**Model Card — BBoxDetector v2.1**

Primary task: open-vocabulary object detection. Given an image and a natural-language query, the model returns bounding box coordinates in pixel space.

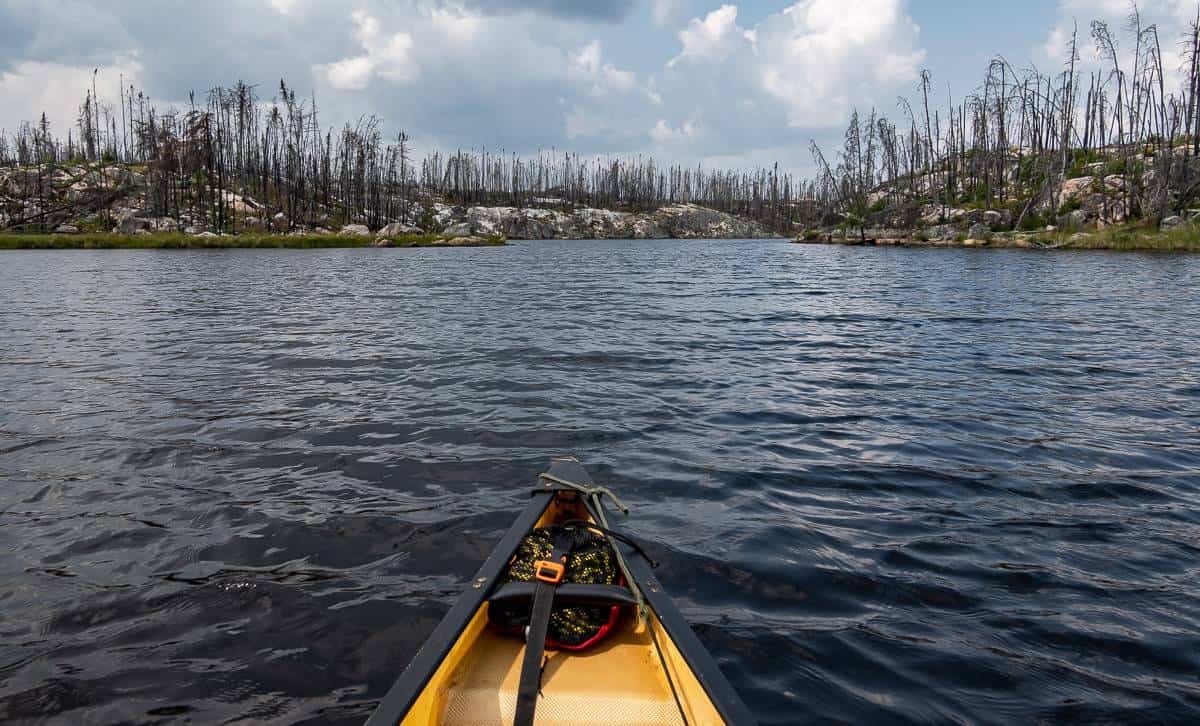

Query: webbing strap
[513,533,571,726]
[533,467,686,725]
[514,581,555,726]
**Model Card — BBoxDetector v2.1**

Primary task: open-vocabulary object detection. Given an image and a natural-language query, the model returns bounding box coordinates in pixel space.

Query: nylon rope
[647,610,691,726]
[537,472,641,614]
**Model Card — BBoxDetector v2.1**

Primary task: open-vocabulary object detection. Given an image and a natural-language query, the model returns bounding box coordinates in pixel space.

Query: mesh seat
[443,687,684,725]
[438,622,686,726]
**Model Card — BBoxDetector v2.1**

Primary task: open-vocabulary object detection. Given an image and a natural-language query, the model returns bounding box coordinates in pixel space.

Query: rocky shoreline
[428,202,777,240]
[0,163,778,242]
[793,235,1071,250]
[0,231,507,250]
[791,224,1199,252]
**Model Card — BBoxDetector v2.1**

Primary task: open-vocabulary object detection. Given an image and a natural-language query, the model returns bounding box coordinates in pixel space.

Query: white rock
[149,217,179,233]
[1058,177,1093,207]
[1066,209,1090,229]
[443,221,472,237]
[378,222,423,237]
[117,216,150,235]
[221,191,261,215]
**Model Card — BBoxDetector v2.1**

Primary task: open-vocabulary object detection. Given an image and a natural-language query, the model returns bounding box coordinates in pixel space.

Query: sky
[0,0,1195,175]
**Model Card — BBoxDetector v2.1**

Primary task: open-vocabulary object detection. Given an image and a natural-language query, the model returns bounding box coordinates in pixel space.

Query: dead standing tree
[5,5,1200,236]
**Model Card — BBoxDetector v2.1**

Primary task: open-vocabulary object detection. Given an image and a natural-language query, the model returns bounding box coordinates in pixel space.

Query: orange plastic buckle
[534,560,565,584]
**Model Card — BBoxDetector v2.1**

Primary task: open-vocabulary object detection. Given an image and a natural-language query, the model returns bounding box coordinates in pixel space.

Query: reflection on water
[1,241,1198,724]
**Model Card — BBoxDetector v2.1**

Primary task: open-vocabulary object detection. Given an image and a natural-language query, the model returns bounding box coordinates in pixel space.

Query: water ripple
[1,242,1199,724]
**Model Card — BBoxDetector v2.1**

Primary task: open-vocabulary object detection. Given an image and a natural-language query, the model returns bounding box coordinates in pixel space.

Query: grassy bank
[0,232,507,250]
[1046,224,1200,251]
[795,223,1200,252]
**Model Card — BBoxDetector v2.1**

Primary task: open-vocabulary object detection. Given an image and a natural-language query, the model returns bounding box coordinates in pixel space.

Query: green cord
[537,470,689,725]
[537,472,644,619]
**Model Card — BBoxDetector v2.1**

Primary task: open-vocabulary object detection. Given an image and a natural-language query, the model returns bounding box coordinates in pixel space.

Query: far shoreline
[3,226,1197,252]
[0,232,507,250]
[790,224,1200,253]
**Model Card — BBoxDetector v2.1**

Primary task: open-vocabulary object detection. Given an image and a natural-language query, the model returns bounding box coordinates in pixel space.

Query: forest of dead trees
[813,6,1200,236]
[1,4,1198,235]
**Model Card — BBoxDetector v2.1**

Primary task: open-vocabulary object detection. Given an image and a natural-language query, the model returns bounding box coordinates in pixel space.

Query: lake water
[1,240,1198,724]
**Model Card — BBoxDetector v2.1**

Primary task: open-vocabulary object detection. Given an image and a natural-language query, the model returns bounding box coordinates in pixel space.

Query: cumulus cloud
[757,0,925,127]
[669,5,755,66]
[0,59,142,135]
[0,0,932,173]
[429,7,485,44]
[316,9,417,90]
[649,118,701,144]
[457,0,638,21]
[657,0,925,135]
[267,0,299,14]
[568,41,637,96]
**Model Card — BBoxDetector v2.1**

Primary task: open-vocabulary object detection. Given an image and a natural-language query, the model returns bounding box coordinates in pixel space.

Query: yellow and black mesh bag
[488,525,623,649]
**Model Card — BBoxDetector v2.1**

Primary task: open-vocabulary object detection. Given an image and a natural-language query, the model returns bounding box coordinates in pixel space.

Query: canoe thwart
[489,582,640,609]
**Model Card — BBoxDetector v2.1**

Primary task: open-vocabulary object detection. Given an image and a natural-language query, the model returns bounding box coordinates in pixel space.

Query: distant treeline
[813,6,1199,234]
[1,4,1198,234]
[0,80,809,232]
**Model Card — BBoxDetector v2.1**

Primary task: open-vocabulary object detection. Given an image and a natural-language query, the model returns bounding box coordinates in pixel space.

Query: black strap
[559,519,658,567]
[490,582,638,608]
[514,579,555,726]
[514,533,573,726]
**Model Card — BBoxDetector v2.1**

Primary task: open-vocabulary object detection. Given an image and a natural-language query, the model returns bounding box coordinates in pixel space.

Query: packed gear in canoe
[366,456,754,726]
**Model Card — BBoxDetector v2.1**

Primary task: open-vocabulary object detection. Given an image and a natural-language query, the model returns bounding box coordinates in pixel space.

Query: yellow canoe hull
[368,458,754,726]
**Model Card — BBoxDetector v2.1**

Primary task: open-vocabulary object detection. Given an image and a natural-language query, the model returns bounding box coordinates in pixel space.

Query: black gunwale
[619,543,757,725]
[365,458,756,725]
[571,469,757,726]
[365,489,553,725]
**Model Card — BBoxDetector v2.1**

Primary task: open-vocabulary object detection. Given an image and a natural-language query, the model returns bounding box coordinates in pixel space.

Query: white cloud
[429,7,484,44]
[568,41,637,96]
[0,0,927,171]
[316,9,417,90]
[660,0,924,129]
[669,5,754,66]
[373,33,417,82]
[0,59,143,136]
[651,0,683,27]
[267,0,299,15]
[1043,25,1068,63]
[645,78,664,105]
[757,0,924,127]
[649,118,700,143]
[322,55,374,91]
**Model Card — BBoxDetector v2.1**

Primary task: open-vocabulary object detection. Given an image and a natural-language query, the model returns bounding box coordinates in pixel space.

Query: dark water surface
[2,240,1199,724]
